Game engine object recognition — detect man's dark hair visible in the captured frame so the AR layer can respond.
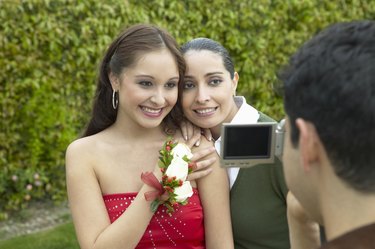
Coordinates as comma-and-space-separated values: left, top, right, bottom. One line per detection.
279, 20, 375, 192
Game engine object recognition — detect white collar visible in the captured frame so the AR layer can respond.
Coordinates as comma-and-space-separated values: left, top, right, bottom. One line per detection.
230, 96, 260, 125
215, 96, 259, 143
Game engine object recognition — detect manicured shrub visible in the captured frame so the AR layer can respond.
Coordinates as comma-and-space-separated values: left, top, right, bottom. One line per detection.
1, 0, 374, 219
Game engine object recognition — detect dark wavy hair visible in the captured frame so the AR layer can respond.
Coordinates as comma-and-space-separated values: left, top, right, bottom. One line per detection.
83, 24, 185, 137
279, 20, 375, 192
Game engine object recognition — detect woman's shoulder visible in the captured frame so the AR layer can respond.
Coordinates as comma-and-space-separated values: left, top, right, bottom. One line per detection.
66, 134, 99, 155
257, 112, 276, 122
65, 133, 104, 171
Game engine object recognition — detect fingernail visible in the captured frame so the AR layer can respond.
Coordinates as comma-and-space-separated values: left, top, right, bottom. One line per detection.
195, 140, 200, 146
185, 136, 188, 141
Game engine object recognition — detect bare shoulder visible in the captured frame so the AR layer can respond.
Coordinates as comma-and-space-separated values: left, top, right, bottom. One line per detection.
66, 136, 94, 158
65, 135, 99, 172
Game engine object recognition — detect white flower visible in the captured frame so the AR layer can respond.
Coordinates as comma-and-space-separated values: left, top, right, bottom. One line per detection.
11, 175, 18, 182
165, 156, 189, 181
171, 143, 193, 160
174, 181, 193, 202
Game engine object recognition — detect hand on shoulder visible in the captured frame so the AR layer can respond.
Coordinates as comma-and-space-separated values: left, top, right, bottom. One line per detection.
171, 130, 217, 181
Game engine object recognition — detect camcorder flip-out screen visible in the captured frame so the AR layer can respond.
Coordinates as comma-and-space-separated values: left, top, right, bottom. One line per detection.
220, 120, 285, 168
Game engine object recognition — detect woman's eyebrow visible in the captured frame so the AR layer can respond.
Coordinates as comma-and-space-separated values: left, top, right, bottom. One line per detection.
135, 74, 154, 79
135, 75, 179, 81
168, 76, 179, 81
205, 72, 224, 77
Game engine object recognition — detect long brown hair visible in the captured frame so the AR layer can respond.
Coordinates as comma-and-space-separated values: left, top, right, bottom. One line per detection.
83, 24, 185, 137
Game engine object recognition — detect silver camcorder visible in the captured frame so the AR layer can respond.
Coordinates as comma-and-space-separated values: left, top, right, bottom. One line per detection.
220, 119, 285, 168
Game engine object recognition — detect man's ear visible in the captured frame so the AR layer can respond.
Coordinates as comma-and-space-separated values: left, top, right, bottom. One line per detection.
109, 72, 120, 91
232, 72, 239, 95
295, 118, 321, 172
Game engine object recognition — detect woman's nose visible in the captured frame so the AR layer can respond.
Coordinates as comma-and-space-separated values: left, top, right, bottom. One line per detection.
150, 90, 165, 106
196, 87, 210, 104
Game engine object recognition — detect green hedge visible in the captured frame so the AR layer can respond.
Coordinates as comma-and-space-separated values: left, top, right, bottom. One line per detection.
1, 0, 374, 219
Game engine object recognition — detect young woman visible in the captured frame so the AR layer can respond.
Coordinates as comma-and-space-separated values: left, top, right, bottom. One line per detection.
65, 25, 233, 249
179, 38, 290, 249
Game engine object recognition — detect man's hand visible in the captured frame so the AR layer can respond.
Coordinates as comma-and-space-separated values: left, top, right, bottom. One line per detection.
287, 191, 321, 249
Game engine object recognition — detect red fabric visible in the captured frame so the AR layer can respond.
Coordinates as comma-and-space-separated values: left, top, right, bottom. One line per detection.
103, 188, 205, 249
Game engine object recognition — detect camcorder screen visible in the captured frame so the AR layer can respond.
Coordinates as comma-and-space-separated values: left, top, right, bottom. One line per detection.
223, 125, 272, 159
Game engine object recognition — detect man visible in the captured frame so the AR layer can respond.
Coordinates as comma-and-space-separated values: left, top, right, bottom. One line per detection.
280, 20, 375, 248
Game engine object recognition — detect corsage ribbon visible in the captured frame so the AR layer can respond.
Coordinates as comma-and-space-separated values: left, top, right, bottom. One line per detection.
141, 138, 194, 214
141, 172, 168, 201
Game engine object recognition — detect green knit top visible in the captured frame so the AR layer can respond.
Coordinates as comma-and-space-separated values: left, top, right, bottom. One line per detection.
230, 113, 290, 249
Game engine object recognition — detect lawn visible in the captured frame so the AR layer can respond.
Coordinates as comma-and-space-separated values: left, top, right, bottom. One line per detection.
0, 222, 79, 249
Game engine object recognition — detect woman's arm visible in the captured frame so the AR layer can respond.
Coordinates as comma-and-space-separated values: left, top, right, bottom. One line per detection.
193, 137, 234, 249
66, 139, 160, 249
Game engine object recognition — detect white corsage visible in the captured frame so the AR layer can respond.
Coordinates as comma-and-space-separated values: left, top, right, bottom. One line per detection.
141, 138, 195, 214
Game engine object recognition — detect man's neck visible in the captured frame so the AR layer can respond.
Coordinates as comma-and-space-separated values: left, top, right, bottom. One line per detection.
322, 186, 375, 240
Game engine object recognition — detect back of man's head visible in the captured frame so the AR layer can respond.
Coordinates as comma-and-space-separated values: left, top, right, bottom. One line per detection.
280, 20, 375, 193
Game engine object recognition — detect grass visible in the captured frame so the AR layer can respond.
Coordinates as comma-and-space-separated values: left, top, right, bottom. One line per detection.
0, 222, 80, 249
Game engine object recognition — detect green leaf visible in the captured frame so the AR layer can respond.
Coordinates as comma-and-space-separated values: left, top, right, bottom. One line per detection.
150, 200, 160, 212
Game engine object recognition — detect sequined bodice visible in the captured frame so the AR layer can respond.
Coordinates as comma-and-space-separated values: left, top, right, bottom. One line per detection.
103, 188, 205, 249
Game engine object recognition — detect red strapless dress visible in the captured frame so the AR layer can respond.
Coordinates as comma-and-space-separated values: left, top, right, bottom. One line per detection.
103, 188, 205, 249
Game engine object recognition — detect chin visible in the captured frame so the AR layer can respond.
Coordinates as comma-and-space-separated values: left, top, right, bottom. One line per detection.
196, 123, 213, 129
189, 118, 216, 129
140, 120, 164, 129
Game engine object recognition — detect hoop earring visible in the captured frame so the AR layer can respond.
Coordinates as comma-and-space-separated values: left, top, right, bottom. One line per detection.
112, 90, 118, 109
